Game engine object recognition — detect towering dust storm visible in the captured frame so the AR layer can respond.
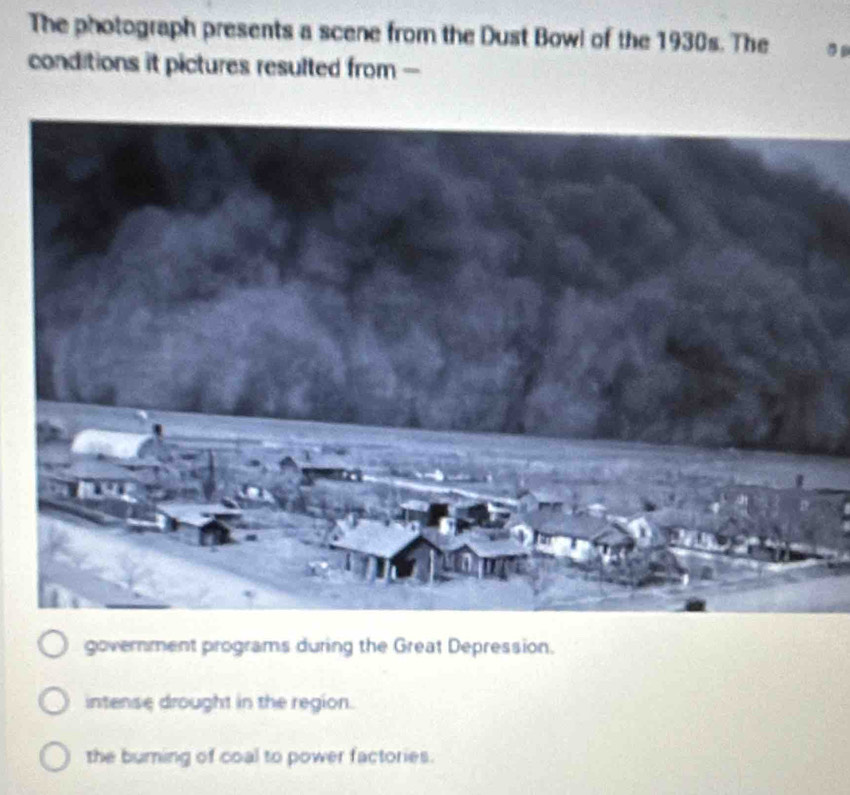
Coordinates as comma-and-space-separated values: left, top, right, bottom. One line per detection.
32, 124, 850, 454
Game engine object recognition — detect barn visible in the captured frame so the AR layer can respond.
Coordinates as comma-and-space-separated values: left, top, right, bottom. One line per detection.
71, 429, 158, 460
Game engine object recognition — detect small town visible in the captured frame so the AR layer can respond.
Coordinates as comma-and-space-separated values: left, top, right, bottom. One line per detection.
37, 409, 850, 611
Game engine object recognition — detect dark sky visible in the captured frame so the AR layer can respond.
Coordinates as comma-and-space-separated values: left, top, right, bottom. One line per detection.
31, 124, 850, 454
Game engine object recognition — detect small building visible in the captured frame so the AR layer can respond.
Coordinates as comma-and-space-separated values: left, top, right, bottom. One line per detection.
158, 502, 243, 524
592, 526, 636, 564
157, 502, 241, 545
158, 507, 233, 546
399, 499, 431, 525
70, 429, 159, 460
614, 515, 665, 549
40, 458, 141, 501
445, 536, 529, 579
300, 453, 362, 483
125, 502, 169, 533
330, 520, 441, 583
513, 512, 611, 562
517, 488, 565, 514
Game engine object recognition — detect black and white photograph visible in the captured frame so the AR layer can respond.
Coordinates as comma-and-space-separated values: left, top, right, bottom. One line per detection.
33, 121, 850, 610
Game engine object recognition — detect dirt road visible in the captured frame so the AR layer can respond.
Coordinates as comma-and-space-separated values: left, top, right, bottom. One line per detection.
40, 514, 307, 608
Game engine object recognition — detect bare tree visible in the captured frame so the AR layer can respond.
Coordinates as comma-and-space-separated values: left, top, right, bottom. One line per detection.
39, 521, 72, 562
116, 553, 154, 594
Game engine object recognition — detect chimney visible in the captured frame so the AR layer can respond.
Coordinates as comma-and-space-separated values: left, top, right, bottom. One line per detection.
153, 423, 164, 439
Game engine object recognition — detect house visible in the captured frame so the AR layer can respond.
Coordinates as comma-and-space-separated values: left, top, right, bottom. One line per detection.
125, 503, 168, 533
516, 488, 565, 513
444, 536, 529, 579
653, 507, 752, 554
70, 429, 160, 460
591, 525, 636, 564
399, 499, 431, 525
39, 468, 75, 501
300, 453, 362, 483
157, 506, 233, 546
330, 520, 441, 582
40, 458, 141, 502
613, 515, 665, 549
513, 512, 612, 562
158, 502, 242, 527
505, 512, 544, 548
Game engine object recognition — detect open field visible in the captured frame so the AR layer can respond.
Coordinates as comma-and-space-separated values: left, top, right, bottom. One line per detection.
38, 401, 850, 492
36, 401, 850, 611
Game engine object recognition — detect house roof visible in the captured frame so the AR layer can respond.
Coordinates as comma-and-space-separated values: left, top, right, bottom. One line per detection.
65, 458, 139, 482
71, 429, 156, 460
508, 511, 610, 540
158, 502, 242, 521
38, 442, 72, 468
330, 521, 431, 559
455, 536, 530, 559
592, 526, 635, 548
172, 513, 229, 529
507, 510, 565, 534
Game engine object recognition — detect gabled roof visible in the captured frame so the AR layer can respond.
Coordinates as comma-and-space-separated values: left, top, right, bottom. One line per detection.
331, 521, 433, 559
454, 536, 530, 559
514, 512, 610, 540
509, 511, 611, 540
508, 509, 559, 530
71, 429, 156, 459
592, 526, 635, 548
165, 511, 229, 528
158, 502, 242, 522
